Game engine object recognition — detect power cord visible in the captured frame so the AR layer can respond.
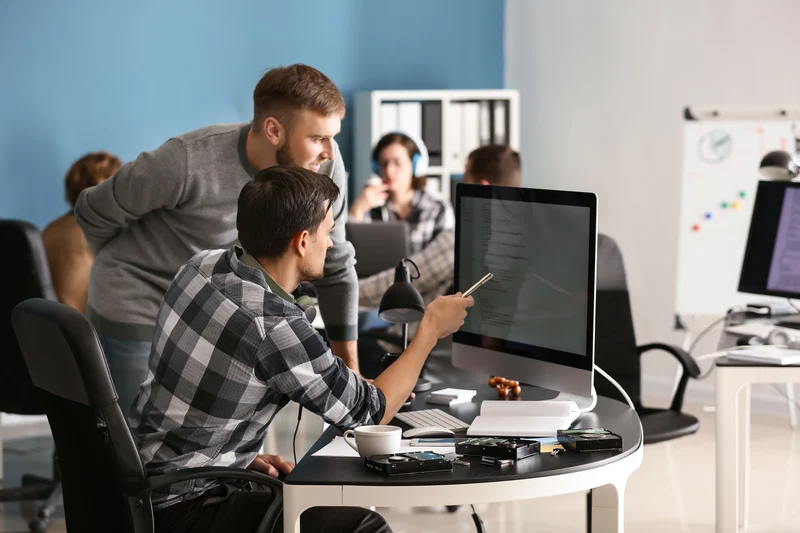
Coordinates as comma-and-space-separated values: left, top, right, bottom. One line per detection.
292, 405, 303, 465
771, 384, 800, 411
594, 364, 635, 411
402, 258, 421, 281
688, 315, 728, 354
470, 504, 486, 533
693, 345, 787, 379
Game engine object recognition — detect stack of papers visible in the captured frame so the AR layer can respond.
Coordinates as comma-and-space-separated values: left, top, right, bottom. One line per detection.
426, 388, 477, 406
726, 346, 800, 365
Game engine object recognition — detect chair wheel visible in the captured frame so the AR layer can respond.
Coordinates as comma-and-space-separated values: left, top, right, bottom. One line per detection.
446, 505, 460, 513
29, 517, 48, 533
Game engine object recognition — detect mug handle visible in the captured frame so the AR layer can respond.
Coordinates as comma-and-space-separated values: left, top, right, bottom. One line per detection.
343, 430, 359, 453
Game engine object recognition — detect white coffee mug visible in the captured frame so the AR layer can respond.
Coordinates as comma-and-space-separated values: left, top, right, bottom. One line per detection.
343, 425, 401, 457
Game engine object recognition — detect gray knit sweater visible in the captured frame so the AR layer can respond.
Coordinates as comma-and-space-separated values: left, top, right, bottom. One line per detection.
74, 123, 357, 342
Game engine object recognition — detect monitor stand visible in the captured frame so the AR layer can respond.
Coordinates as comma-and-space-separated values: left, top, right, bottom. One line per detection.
469, 386, 598, 437
547, 387, 598, 413
511, 383, 597, 412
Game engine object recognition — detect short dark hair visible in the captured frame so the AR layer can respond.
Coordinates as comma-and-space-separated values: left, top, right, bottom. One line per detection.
65, 151, 122, 207
253, 64, 346, 127
372, 132, 426, 190
467, 145, 522, 187
237, 166, 340, 258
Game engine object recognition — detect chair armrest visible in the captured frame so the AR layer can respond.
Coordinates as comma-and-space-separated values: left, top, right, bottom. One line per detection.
637, 342, 700, 412
142, 466, 282, 493
637, 342, 700, 378
128, 467, 283, 533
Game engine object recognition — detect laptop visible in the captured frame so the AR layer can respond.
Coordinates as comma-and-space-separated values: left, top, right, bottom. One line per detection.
345, 221, 410, 278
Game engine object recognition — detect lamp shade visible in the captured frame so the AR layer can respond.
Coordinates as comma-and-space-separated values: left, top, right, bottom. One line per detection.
759, 150, 800, 181
378, 261, 425, 324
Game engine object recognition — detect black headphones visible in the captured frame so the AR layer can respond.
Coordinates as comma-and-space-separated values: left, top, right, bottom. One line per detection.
292, 286, 317, 323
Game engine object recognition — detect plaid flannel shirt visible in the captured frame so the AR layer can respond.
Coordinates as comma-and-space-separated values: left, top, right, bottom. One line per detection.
364, 189, 454, 254
129, 247, 386, 510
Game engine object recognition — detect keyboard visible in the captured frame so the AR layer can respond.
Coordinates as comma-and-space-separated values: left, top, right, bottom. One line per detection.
394, 409, 471, 431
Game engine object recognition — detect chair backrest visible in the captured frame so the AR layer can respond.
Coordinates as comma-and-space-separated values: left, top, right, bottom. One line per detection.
12, 298, 150, 532
0, 219, 58, 414
594, 234, 642, 408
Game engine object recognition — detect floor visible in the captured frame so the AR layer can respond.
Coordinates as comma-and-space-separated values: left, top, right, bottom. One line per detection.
2, 395, 800, 533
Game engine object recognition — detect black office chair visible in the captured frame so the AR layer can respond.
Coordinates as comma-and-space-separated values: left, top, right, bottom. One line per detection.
11, 298, 283, 532
0, 220, 63, 532
583, 234, 702, 531
593, 233, 701, 444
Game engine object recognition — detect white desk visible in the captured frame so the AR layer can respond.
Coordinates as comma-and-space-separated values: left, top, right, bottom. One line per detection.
719, 321, 798, 427
0, 413, 50, 480
715, 358, 800, 532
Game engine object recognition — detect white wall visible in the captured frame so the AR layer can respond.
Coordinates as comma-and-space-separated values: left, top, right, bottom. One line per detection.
506, 0, 800, 409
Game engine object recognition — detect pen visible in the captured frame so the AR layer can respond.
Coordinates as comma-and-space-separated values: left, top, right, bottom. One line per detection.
463, 273, 493, 298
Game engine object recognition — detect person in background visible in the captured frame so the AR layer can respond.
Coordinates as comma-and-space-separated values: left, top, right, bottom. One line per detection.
43, 151, 122, 314
349, 132, 453, 254
74, 64, 361, 418
130, 165, 473, 533
359, 144, 522, 309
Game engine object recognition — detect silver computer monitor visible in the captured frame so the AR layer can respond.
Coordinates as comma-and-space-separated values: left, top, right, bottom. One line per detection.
452, 183, 598, 400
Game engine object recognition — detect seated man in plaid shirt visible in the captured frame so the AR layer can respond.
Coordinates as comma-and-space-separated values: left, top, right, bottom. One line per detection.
129, 165, 474, 533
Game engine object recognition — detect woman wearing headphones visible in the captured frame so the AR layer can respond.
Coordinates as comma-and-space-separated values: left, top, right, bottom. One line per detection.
349, 132, 454, 254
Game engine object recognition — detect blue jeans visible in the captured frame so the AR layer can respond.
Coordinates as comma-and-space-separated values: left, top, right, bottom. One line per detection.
96, 331, 151, 419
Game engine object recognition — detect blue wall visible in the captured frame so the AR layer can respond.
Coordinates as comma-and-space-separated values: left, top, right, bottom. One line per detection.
0, 0, 504, 229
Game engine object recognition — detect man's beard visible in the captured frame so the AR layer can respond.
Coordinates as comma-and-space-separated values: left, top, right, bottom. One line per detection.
276, 144, 299, 166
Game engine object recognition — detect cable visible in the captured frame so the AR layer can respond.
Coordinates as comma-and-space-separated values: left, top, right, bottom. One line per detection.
771, 384, 800, 411
788, 298, 800, 313
470, 504, 486, 533
693, 345, 788, 379
402, 258, 421, 281
688, 316, 728, 354
594, 364, 635, 411
687, 305, 769, 356
292, 405, 303, 465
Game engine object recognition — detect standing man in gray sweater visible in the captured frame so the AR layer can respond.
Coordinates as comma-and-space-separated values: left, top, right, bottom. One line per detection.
75, 64, 360, 416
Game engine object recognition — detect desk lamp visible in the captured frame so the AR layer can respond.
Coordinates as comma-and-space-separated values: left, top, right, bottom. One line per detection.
759, 150, 800, 180
378, 258, 431, 392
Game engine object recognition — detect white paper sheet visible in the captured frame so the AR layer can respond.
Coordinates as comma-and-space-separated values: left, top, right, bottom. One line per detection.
311, 437, 455, 457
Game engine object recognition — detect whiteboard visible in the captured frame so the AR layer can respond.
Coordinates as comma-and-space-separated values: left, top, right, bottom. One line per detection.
676, 114, 795, 316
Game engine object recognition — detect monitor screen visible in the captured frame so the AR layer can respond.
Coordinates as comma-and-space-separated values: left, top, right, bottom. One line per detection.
739, 180, 800, 299
452, 184, 597, 396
